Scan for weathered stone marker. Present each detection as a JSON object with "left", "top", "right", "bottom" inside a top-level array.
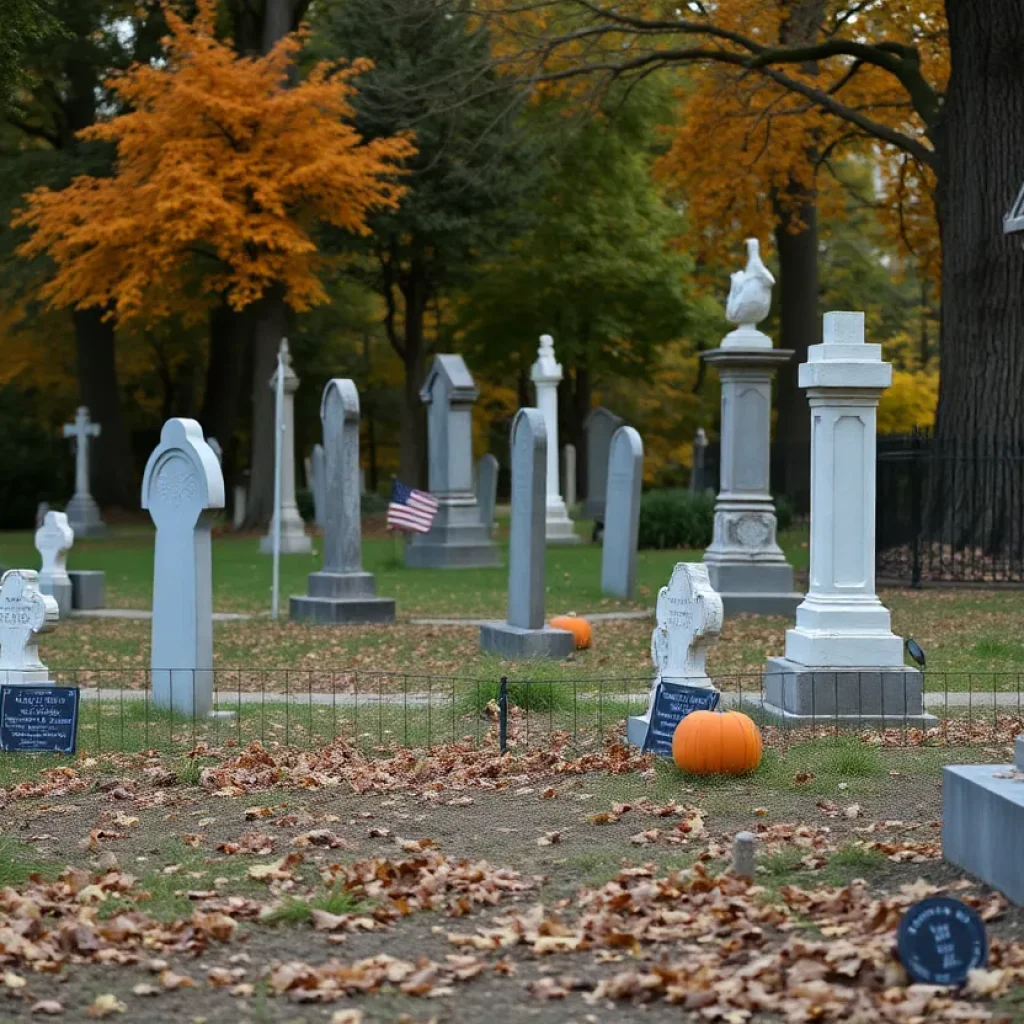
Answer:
[
  {"left": 601, "top": 426, "right": 643, "bottom": 598},
  {"left": 311, "top": 443, "right": 325, "bottom": 529},
  {"left": 260, "top": 340, "right": 312, "bottom": 555},
  {"left": 479, "top": 409, "right": 574, "bottom": 659},
  {"left": 142, "top": 418, "right": 225, "bottom": 717},
  {"left": 0, "top": 570, "right": 59, "bottom": 686},
  {"left": 68, "top": 571, "right": 105, "bottom": 611},
  {"left": 35, "top": 511, "right": 74, "bottom": 620},
  {"left": 582, "top": 407, "right": 624, "bottom": 519},
  {"left": 406, "top": 355, "right": 499, "bottom": 569},
  {"left": 760, "top": 312, "right": 934, "bottom": 726},
  {"left": 62, "top": 406, "right": 106, "bottom": 537},
  {"left": 291, "top": 380, "right": 395, "bottom": 625},
  {"left": 476, "top": 454, "right": 499, "bottom": 536},
  {"left": 627, "top": 562, "right": 723, "bottom": 752}
]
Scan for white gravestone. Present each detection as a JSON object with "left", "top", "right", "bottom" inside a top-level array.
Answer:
[
  {"left": 0, "top": 570, "right": 59, "bottom": 686},
  {"left": 530, "top": 336, "right": 580, "bottom": 545},
  {"left": 702, "top": 238, "right": 801, "bottom": 617},
  {"left": 62, "top": 406, "right": 106, "bottom": 537},
  {"left": 290, "top": 380, "right": 395, "bottom": 624},
  {"left": 260, "top": 340, "right": 312, "bottom": 555},
  {"left": 476, "top": 454, "right": 499, "bottom": 535},
  {"left": 601, "top": 426, "right": 643, "bottom": 599},
  {"left": 582, "top": 407, "right": 624, "bottom": 519},
  {"left": 760, "top": 312, "right": 934, "bottom": 726},
  {"left": 562, "top": 443, "right": 576, "bottom": 510},
  {"left": 142, "top": 419, "right": 225, "bottom": 717},
  {"left": 627, "top": 562, "right": 724, "bottom": 748},
  {"left": 35, "top": 511, "right": 74, "bottom": 620},
  {"left": 479, "top": 409, "right": 574, "bottom": 659}
]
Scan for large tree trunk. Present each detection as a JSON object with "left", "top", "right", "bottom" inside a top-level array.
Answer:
[
  {"left": 772, "top": 187, "right": 819, "bottom": 514},
  {"left": 398, "top": 267, "right": 428, "bottom": 488},
  {"left": 72, "top": 308, "right": 136, "bottom": 507},
  {"left": 200, "top": 300, "right": 249, "bottom": 495}
]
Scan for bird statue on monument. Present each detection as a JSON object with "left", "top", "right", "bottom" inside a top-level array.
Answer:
[{"left": 725, "top": 238, "right": 775, "bottom": 330}]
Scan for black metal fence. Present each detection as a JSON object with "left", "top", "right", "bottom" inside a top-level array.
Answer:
[
  {"left": 876, "top": 429, "right": 1024, "bottom": 585},
  {"left": 40, "top": 667, "right": 1024, "bottom": 757}
]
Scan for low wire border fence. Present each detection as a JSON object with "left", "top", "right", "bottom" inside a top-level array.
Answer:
[{"left": 39, "top": 668, "right": 1024, "bottom": 757}]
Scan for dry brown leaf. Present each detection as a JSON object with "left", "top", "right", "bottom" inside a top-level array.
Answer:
[
  {"left": 86, "top": 995, "right": 126, "bottom": 1018},
  {"left": 536, "top": 832, "right": 561, "bottom": 846},
  {"left": 30, "top": 1001, "right": 64, "bottom": 1016}
]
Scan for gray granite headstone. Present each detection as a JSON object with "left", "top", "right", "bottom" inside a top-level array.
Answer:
[
  {"left": 142, "top": 418, "right": 225, "bottom": 717},
  {"left": 68, "top": 571, "right": 105, "bottom": 610},
  {"left": 582, "top": 407, "right": 624, "bottom": 519},
  {"left": 477, "top": 454, "right": 499, "bottom": 535},
  {"left": 479, "top": 410, "right": 574, "bottom": 659},
  {"left": 62, "top": 406, "right": 106, "bottom": 537},
  {"left": 0, "top": 570, "right": 59, "bottom": 686},
  {"left": 562, "top": 444, "right": 576, "bottom": 509},
  {"left": 406, "top": 355, "right": 499, "bottom": 569},
  {"left": 35, "top": 511, "right": 74, "bottom": 620},
  {"left": 291, "top": 381, "right": 395, "bottom": 625},
  {"left": 601, "top": 426, "right": 644, "bottom": 598},
  {"left": 311, "top": 443, "right": 325, "bottom": 528}
]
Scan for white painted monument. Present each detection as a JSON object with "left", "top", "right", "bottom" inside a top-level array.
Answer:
[
  {"left": 142, "top": 419, "right": 225, "bottom": 717},
  {"left": 627, "top": 563, "right": 724, "bottom": 749},
  {"left": 62, "top": 406, "right": 106, "bottom": 537},
  {"left": 760, "top": 312, "right": 933, "bottom": 725},
  {"left": 0, "top": 570, "right": 59, "bottom": 686},
  {"left": 260, "top": 340, "right": 312, "bottom": 555},
  {"left": 601, "top": 426, "right": 643, "bottom": 598},
  {"left": 530, "top": 336, "right": 579, "bottom": 544},
  {"left": 703, "top": 238, "right": 801, "bottom": 616},
  {"left": 35, "top": 511, "right": 74, "bottom": 620}
]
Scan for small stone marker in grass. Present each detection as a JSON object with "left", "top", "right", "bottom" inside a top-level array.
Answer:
[{"left": 35, "top": 510, "right": 73, "bottom": 620}]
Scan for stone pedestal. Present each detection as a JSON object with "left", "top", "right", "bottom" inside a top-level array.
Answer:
[
  {"left": 406, "top": 355, "right": 499, "bottom": 569},
  {"left": 291, "top": 379, "right": 395, "bottom": 625},
  {"left": 63, "top": 407, "right": 106, "bottom": 538},
  {"left": 702, "top": 342, "right": 801, "bottom": 617},
  {"left": 758, "top": 312, "right": 935, "bottom": 726},
  {"left": 68, "top": 570, "right": 106, "bottom": 610},
  {"left": 531, "top": 336, "right": 580, "bottom": 545},
  {"left": 260, "top": 341, "right": 312, "bottom": 555}
]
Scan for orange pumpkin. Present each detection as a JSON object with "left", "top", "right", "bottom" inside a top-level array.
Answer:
[
  {"left": 672, "top": 710, "right": 762, "bottom": 775},
  {"left": 549, "top": 615, "right": 593, "bottom": 649}
]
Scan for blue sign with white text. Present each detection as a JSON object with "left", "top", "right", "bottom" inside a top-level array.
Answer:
[
  {"left": 643, "top": 682, "right": 720, "bottom": 757},
  {"left": 0, "top": 686, "right": 79, "bottom": 754},
  {"left": 897, "top": 897, "right": 987, "bottom": 986}
]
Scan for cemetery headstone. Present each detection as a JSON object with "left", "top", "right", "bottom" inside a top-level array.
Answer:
[
  {"left": 702, "top": 237, "right": 800, "bottom": 617},
  {"left": 259, "top": 340, "right": 312, "bottom": 555},
  {"left": 531, "top": 336, "right": 579, "bottom": 545},
  {"left": 68, "top": 571, "right": 105, "bottom": 611},
  {"left": 476, "top": 453, "right": 499, "bottom": 535},
  {"left": 562, "top": 444, "right": 576, "bottom": 510},
  {"left": 142, "top": 418, "right": 225, "bottom": 717},
  {"left": 35, "top": 511, "right": 74, "bottom": 619},
  {"left": 0, "top": 569, "right": 59, "bottom": 686},
  {"left": 627, "top": 563, "right": 724, "bottom": 751},
  {"left": 406, "top": 355, "right": 499, "bottom": 568},
  {"left": 312, "top": 443, "right": 325, "bottom": 529},
  {"left": 897, "top": 898, "right": 988, "bottom": 985},
  {"left": 291, "top": 380, "right": 395, "bottom": 624},
  {"left": 689, "top": 429, "right": 708, "bottom": 494},
  {"left": 759, "top": 312, "right": 934, "bottom": 727},
  {"left": 207, "top": 437, "right": 223, "bottom": 464},
  {"left": 582, "top": 407, "right": 624, "bottom": 519},
  {"left": 600, "top": 426, "right": 643, "bottom": 598},
  {"left": 479, "top": 409, "right": 574, "bottom": 659},
  {"left": 62, "top": 406, "right": 106, "bottom": 537}
]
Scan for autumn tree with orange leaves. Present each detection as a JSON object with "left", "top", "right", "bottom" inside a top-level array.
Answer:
[{"left": 16, "top": 0, "right": 414, "bottom": 525}]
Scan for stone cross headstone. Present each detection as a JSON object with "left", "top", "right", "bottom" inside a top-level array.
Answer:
[
  {"left": 530, "top": 336, "right": 579, "bottom": 545},
  {"left": 562, "top": 444, "right": 576, "bottom": 510},
  {"left": 601, "top": 426, "right": 644, "bottom": 598},
  {"left": 689, "top": 428, "right": 708, "bottom": 494},
  {"left": 476, "top": 454, "right": 499, "bottom": 535},
  {"left": 582, "top": 407, "right": 624, "bottom": 519},
  {"left": 627, "top": 563, "right": 724, "bottom": 751},
  {"left": 479, "top": 410, "right": 574, "bottom": 659},
  {"left": 311, "top": 443, "right": 325, "bottom": 529},
  {"left": 0, "top": 569, "right": 59, "bottom": 686},
  {"left": 260, "top": 340, "right": 312, "bottom": 555},
  {"left": 291, "top": 381, "right": 394, "bottom": 624},
  {"left": 406, "top": 354, "right": 498, "bottom": 568},
  {"left": 35, "top": 511, "right": 74, "bottom": 620},
  {"left": 142, "top": 419, "right": 225, "bottom": 717},
  {"left": 62, "top": 406, "right": 106, "bottom": 537},
  {"left": 207, "top": 437, "right": 223, "bottom": 465}
]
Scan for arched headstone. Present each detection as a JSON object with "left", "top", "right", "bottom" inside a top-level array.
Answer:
[
  {"left": 600, "top": 426, "right": 643, "bottom": 599},
  {"left": 0, "top": 570, "right": 59, "bottom": 686}
]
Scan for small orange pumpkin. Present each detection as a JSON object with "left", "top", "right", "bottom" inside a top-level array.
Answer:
[
  {"left": 549, "top": 614, "right": 593, "bottom": 649},
  {"left": 672, "top": 710, "right": 762, "bottom": 775}
]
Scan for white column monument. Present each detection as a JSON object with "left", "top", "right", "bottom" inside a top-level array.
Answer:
[
  {"left": 260, "top": 340, "right": 312, "bottom": 555},
  {"left": 760, "top": 311, "right": 934, "bottom": 726},
  {"left": 142, "top": 419, "right": 225, "bottom": 718},
  {"left": 702, "top": 238, "right": 801, "bottom": 616},
  {"left": 530, "top": 335, "right": 579, "bottom": 545},
  {"left": 62, "top": 406, "right": 106, "bottom": 537}
]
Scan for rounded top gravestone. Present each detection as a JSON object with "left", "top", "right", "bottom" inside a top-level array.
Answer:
[
  {"left": 0, "top": 569, "right": 59, "bottom": 685},
  {"left": 897, "top": 897, "right": 987, "bottom": 986},
  {"left": 650, "top": 562, "right": 724, "bottom": 687},
  {"left": 142, "top": 419, "right": 225, "bottom": 528}
]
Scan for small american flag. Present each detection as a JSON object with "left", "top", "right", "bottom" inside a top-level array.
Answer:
[{"left": 387, "top": 480, "right": 439, "bottom": 534}]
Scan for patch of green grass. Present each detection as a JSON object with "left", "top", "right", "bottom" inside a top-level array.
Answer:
[
  {"left": 457, "top": 678, "right": 581, "bottom": 715},
  {"left": 0, "top": 839, "right": 58, "bottom": 887},
  {"left": 760, "top": 848, "right": 806, "bottom": 878},
  {"left": 264, "top": 887, "right": 366, "bottom": 926}
]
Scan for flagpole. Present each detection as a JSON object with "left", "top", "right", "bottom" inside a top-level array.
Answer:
[{"left": 270, "top": 339, "right": 285, "bottom": 621}]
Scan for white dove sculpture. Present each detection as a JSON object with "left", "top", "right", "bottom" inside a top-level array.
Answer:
[{"left": 724, "top": 238, "right": 775, "bottom": 346}]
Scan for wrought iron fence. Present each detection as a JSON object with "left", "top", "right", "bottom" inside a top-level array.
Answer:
[{"left": 38, "top": 667, "right": 1024, "bottom": 757}]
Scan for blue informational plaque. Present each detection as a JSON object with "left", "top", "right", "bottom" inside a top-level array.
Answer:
[
  {"left": 643, "top": 682, "right": 720, "bottom": 757},
  {"left": 897, "top": 897, "right": 988, "bottom": 986},
  {"left": 0, "top": 686, "right": 80, "bottom": 754}
]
